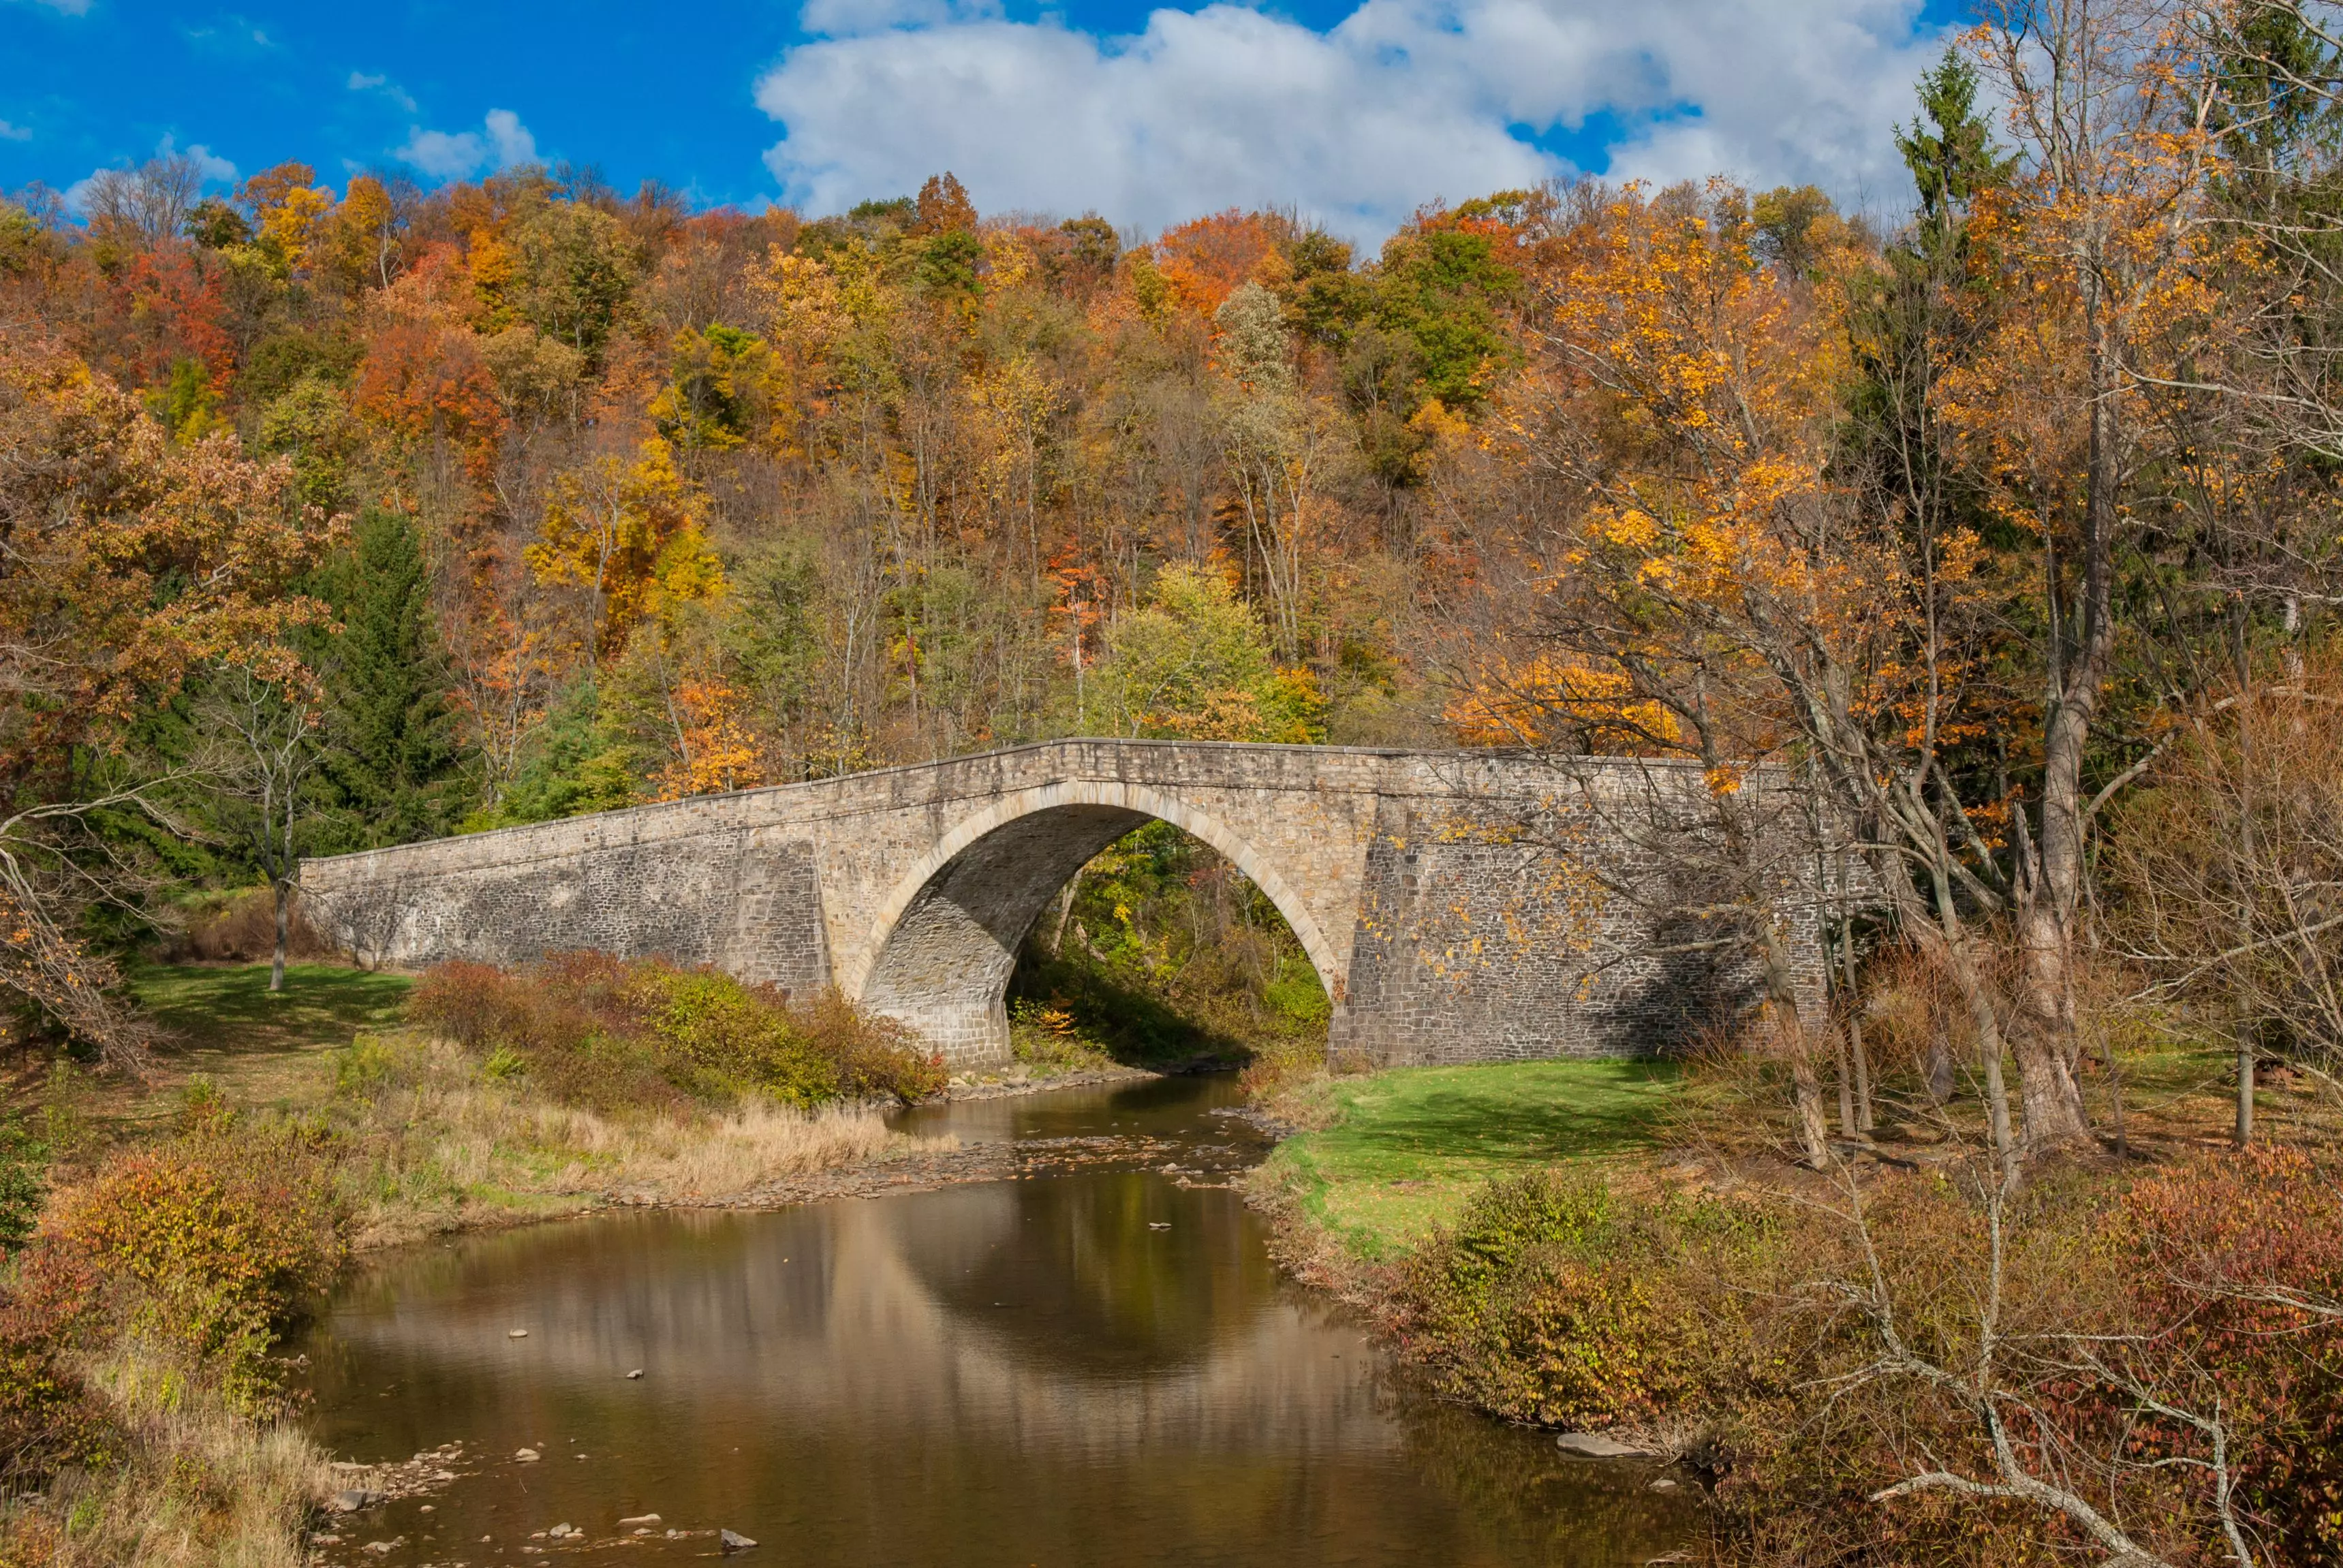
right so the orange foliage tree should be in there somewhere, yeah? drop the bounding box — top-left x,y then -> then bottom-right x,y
0,337 -> 335,1055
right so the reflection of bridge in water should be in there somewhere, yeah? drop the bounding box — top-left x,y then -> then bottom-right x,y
320,1182 -> 1374,1460
298,1080 -> 1701,1563
301,739 -> 1827,1066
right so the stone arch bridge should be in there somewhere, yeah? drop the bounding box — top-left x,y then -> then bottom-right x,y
298,740 -> 1827,1069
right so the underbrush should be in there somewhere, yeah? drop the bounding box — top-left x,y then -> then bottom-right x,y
147,888 -> 331,967
0,1099 -> 345,1565
1388,1148 -> 2343,1565
321,1031 -> 927,1245
1006,1000 -> 1115,1073
406,952 -> 946,1113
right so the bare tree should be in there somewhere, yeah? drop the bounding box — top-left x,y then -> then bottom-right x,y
2110,670 -> 2343,1133
0,789 -> 170,1070
192,663 -> 324,992
78,154 -> 204,250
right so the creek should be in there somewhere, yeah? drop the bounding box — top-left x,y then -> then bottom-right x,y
296,1073 -> 1699,1566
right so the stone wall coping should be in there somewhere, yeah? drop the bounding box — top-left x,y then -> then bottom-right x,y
300,739 -> 1729,881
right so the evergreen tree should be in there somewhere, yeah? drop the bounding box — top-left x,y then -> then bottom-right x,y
1892,50 -> 2015,268
315,509 -> 474,848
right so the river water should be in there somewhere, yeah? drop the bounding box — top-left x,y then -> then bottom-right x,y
296,1074 -> 1698,1567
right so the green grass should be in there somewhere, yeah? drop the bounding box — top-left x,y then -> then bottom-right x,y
1263,1058 -> 1682,1258
125,962 -> 413,1055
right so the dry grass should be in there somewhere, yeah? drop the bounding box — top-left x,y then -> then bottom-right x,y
3,1338 -> 331,1568
331,1035 -> 951,1248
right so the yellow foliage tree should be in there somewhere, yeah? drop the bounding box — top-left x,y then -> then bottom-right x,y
526,437 -> 722,664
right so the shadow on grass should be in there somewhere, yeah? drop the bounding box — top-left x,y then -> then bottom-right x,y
1325,1060 -> 1683,1171
125,962 -> 413,1056
1277,1060 -> 1686,1256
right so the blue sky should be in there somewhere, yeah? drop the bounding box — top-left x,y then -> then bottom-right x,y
1,0 -> 1970,242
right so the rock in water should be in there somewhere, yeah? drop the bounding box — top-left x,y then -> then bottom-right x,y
514,1448 -> 540,1462
1554,1432 -> 1643,1458
508,1329 -> 529,1338
617,1514 -> 661,1528
329,1490 -> 382,1514
720,1528 -> 758,1551
625,1368 -> 644,1379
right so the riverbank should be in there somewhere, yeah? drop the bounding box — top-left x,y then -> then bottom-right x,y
0,960 -> 1205,1568
1243,1046 -> 2343,1563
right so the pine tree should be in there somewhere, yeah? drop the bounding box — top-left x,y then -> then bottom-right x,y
315,509 -> 474,847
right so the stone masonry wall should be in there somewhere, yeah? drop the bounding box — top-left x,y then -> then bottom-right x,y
300,740 -> 1833,1069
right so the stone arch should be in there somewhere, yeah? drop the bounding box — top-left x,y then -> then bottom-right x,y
850,780 -> 1348,1065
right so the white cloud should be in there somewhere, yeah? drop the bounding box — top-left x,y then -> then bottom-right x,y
0,120 -> 29,142
755,0 -> 1948,242
9,0 -> 91,15
484,108 -> 536,167
181,14 -> 275,52
152,134 -> 236,183
396,127 -> 486,177
393,108 -> 540,179
348,70 -> 420,113
187,144 -> 234,181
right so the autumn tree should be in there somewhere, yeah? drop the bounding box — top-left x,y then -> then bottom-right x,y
0,339 -> 333,1050
1943,0 -> 2241,1144
1095,563 -> 1324,742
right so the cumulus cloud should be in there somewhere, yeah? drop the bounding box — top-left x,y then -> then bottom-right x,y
484,108 -> 536,166
0,121 -> 29,142
394,108 -> 540,179
186,143 -> 234,181
8,0 -> 91,15
154,134 -> 236,183
755,0 -> 1947,240
348,70 -> 420,113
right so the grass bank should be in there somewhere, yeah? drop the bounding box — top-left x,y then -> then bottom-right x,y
1255,1059 -> 1681,1258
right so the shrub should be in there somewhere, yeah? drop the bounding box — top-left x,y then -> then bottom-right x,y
791,988 -> 948,1103
407,953 -> 945,1114
50,1121 -> 346,1411
1391,1169 -> 1728,1431
152,886 -> 331,965
0,1253 -> 116,1486
1008,999 -> 1111,1073
2118,1147 -> 2343,1558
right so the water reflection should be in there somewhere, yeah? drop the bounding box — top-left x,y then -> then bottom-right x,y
298,1078 -> 1697,1567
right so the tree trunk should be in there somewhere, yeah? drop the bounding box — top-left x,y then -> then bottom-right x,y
1930,913 -> 2020,1185
1834,1020 -> 1859,1138
1842,922 -> 1875,1132
2236,1012 -> 2256,1150
270,881 -> 290,994
2012,897 -> 2094,1147
2005,285 -> 2122,1152
1763,929 -> 1831,1169
1926,1024 -> 1955,1103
